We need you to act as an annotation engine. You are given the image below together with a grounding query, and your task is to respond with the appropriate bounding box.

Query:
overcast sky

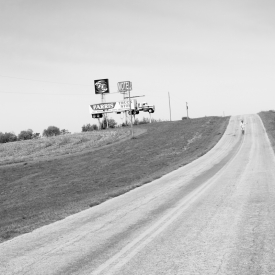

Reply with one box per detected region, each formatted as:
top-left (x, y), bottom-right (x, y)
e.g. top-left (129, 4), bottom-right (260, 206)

top-left (1, 0), bottom-right (275, 134)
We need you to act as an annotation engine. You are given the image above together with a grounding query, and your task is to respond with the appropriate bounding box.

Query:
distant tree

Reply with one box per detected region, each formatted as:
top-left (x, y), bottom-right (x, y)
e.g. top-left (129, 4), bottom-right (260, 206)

top-left (133, 118), bottom-right (139, 125)
top-left (139, 117), bottom-right (150, 124)
top-left (18, 129), bottom-right (33, 140)
top-left (107, 118), bottom-right (117, 128)
top-left (101, 118), bottom-right (117, 129)
top-left (121, 122), bottom-right (129, 127)
top-left (0, 132), bottom-right (17, 143)
top-left (43, 126), bottom-right (61, 137)
top-left (60, 129), bottom-right (70, 135)
top-left (32, 133), bottom-right (41, 139)
top-left (82, 123), bottom-right (98, 132)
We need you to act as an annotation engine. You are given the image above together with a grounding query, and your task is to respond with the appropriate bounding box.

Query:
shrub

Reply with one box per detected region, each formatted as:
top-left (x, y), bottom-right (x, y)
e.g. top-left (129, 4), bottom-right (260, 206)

top-left (43, 126), bottom-right (61, 137)
top-left (18, 129), bottom-right (33, 140)
top-left (82, 123), bottom-right (98, 132)
top-left (32, 133), bottom-right (40, 139)
top-left (101, 118), bottom-right (117, 129)
top-left (60, 129), bottom-right (70, 135)
top-left (0, 132), bottom-right (17, 143)
top-left (139, 117), bottom-right (150, 124)
top-left (121, 122), bottom-right (129, 127)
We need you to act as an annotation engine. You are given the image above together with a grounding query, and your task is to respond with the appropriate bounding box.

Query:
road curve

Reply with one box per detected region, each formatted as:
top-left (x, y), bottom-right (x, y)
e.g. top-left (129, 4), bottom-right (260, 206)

top-left (1, 114), bottom-right (275, 275)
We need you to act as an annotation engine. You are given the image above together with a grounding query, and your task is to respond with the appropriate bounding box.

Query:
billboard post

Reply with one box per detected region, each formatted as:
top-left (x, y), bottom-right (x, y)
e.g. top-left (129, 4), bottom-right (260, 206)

top-left (117, 81), bottom-right (134, 138)
top-left (128, 89), bottom-right (134, 138)
top-left (168, 92), bottom-right (171, 121)
top-left (94, 79), bottom-right (110, 129)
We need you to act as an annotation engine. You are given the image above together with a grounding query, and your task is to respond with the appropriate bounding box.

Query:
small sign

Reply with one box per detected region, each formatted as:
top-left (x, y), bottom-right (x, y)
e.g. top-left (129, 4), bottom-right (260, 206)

top-left (90, 102), bottom-right (116, 111)
top-left (89, 100), bottom-right (137, 115)
top-left (117, 81), bottom-right (132, 93)
top-left (94, 79), bottom-right (110, 94)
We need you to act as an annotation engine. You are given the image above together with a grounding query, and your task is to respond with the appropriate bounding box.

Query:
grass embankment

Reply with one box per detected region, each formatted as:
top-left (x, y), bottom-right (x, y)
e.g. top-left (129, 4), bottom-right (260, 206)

top-left (258, 111), bottom-right (275, 152)
top-left (0, 128), bottom-right (131, 166)
top-left (0, 116), bottom-right (229, 242)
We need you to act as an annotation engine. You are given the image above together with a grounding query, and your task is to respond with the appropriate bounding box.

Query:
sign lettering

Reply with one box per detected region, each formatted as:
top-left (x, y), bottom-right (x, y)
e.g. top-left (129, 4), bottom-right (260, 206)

top-left (117, 81), bottom-right (132, 93)
top-left (91, 102), bottom-right (116, 111)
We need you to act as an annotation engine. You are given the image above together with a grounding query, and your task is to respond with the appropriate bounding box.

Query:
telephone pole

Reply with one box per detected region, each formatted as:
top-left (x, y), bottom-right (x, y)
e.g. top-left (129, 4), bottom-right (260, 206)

top-left (168, 92), bottom-right (171, 121)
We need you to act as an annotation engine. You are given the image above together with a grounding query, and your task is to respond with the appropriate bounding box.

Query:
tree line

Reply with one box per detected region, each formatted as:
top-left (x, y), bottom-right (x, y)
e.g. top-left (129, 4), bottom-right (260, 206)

top-left (1, 117), bottom-right (158, 144)
top-left (0, 126), bottom-right (70, 144)
top-left (81, 117), bottom-right (155, 132)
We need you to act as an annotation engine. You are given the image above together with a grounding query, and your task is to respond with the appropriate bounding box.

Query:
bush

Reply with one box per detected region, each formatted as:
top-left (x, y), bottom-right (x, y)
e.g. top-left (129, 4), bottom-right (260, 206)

top-left (32, 133), bottom-right (40, 139)
top-left (0, 132), bottom-right (17, 143)
top-left (101, 118), bottom-right (117, 129)
top-left (82, 123), bottom-right (98, 132)
top-left (60, 129), bottom-right (71, 135)
top-left (121, 122), bottom-right (129, 127)
top-left (43, 126), bottom-right (61, 137)
top-left (18, 129), bottom-right (33, 140)
top-left (139, 117), bottom-right (150, 124)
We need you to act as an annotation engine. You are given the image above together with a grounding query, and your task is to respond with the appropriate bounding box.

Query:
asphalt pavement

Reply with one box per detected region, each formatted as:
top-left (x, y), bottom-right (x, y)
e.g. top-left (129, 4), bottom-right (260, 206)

top-left (1, 114), bottom-right (275, 275)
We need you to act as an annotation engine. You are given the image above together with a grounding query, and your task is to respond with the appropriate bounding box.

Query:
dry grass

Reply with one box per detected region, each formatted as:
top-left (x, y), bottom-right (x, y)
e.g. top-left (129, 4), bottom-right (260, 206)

top-left (258, 111), bottom-right (275, 151)
top-left (0, 116), bottom-right (229, 242)
top-left (0, 129), bottom-right (130, 165)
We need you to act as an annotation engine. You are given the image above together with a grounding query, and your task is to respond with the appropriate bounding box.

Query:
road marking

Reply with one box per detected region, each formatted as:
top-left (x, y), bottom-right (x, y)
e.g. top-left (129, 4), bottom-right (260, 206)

top-left (91, 136), bottom-right (244, 275)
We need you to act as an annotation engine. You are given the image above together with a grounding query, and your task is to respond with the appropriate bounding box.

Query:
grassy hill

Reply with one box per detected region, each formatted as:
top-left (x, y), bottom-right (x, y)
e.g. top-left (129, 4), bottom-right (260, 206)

top-left (0, 116), bottom-right (229, 242)
top-left (0, 128), bottom-right (132, 166)
top-left (259, 111), bottom-right (275, 152)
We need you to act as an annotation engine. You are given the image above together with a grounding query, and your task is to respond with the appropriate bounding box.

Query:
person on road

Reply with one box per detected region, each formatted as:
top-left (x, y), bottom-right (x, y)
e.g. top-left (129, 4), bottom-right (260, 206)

top-left (240, 119), bottom-right (245, 134)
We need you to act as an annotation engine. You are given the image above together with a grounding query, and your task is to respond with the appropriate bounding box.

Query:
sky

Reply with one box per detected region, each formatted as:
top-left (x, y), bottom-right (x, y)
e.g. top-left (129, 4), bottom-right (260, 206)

top-left (0, 0), bottom-right (275, 134)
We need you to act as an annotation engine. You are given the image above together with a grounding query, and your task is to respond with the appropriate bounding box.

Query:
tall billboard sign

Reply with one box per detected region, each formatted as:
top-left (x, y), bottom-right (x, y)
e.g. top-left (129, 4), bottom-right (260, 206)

top-left (117, 81), bottom-right (132, 93)
top-left (94, 79), bottom-right (110, 94)
top-left (89, 99), bottom-right (137, 115)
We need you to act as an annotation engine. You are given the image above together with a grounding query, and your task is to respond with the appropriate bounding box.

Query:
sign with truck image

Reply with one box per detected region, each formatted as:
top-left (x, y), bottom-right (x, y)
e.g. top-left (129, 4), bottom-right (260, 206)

top-left (89, 100), bottom-right (155, 117)
top-left (89, 100), bottom-right (137, 115)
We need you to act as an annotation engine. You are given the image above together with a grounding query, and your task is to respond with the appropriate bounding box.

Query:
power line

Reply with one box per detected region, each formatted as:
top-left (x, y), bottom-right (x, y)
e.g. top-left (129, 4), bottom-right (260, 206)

top-left (0, 90), bottom-right (92, 96)
top-left (0, 90), bottom-right (127, 96)
top-left (0, 74), bottom-right (93, 86)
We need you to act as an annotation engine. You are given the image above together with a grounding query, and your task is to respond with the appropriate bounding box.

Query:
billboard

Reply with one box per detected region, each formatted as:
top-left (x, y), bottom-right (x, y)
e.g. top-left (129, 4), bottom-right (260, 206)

top-left (117, 81), bottom-right (132, 93)
top-left (94, 79), bottom-right (110, 94)
top-left (89, 99), bottom-right (137, 115)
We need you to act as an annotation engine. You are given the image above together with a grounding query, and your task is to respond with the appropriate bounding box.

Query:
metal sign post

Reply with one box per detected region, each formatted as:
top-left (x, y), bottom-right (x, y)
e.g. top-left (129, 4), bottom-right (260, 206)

top-left (93, 79), bottom-right (110, 130)
top-left (168, 92), bottom-right (171, 121)
top-left (186, 102), bottom-right (189, 119)
top-left (128, 90), bottom-right (134, 138)
top-left (118, 81), bottom-right (134, 138)
top-left (98, 118), bottom-right (101, 130)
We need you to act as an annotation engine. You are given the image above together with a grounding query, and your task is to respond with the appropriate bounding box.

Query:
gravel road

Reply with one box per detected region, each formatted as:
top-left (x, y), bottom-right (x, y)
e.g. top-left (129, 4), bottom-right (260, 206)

top-left (1, 114), bottom-right (275, 275)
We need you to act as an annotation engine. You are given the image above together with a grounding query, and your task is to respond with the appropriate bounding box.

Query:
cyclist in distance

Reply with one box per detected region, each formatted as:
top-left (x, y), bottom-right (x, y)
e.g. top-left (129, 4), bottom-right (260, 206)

top-left (240, 119), bottom-right (245, 134)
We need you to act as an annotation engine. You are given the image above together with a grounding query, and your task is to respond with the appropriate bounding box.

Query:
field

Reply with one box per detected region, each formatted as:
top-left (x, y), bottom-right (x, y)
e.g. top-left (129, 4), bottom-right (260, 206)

top-left (0, 128), bottom-right (132, 166)
top-left (0, 117), bottom-right (229, 242)
top-left (258, 111), bottom-right (275, 152)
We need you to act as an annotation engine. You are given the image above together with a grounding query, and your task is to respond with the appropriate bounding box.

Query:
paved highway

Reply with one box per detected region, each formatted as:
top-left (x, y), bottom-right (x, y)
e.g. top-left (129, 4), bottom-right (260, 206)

top-left (1, 114), bottom-right (275, 275)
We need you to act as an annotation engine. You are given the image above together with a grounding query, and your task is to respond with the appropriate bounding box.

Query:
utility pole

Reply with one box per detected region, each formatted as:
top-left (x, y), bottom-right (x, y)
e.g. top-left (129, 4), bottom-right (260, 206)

top-left (101, 93), bottom-right (108, 129)
top-left (168, 92), bottom-right (171, 121)
top-left (128, 90), bottom-right (134, 138)
top-left (186, 102), bottom-right (189, 119)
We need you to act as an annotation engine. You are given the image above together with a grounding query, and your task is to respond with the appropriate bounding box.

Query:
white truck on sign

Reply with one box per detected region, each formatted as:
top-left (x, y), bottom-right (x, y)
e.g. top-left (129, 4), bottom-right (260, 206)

top-left (89, 100), bottom-right (137, 115)
top-left (137, 102), bottom-right (155, 113)
top-left (89, 100), bottom-right (155, 118)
